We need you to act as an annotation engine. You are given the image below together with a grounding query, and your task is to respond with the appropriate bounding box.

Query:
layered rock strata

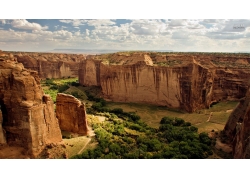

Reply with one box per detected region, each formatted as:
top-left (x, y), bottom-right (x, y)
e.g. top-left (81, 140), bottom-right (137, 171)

top-left (0, 51), bottom-right (67, 158)
top-left (79, 52), bottom-right (250, 112)
top-left (223, 87), bottom-right (250, 158)
top-left (11, 52), bottom-right (86, 79)
top-left (56, 93), bottom-right (89, 135)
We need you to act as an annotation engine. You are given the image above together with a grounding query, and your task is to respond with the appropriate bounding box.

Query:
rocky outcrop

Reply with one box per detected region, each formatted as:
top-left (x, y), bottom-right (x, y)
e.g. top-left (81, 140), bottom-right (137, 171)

top-left (56, 93), bottom-right (89, 135)
top-left (0, 51), bottom-right (67, 158)
top-left (79, 52), bottom-right (250, 112)
top-left (0, 110), bottom-right (6, 144)
top-left (223, 87), bottom-right (250, 158)
top-left (11, 52), bottom-right (86, 79)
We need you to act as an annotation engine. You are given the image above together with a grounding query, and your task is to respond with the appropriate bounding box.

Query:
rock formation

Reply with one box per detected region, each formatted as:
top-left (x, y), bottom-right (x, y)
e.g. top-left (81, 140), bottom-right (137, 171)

top-left (10, 51), bottom-right (86, 79)
top-left (79, 52), bottom-right (250, 112)
top-left (56, 93), bottom-right (89, 135)
top-left (0, 51), bottom-right (67, 158)
top-left (223, 86), bottom-right (250, 158)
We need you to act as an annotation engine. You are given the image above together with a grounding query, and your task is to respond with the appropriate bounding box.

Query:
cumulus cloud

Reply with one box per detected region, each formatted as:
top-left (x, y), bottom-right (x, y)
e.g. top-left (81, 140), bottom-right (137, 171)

top-left (129, 19), bottom-right (169, 36)
top-left (11, 19), bottom-right (48, 30)
top-left (59, 19), bottom-right (87, 26)
top-left (168, 19), bottom-right (187, 27)
top-left (86, 19), bottom-right (116, 27)
top-left (1, 19), bottom-right (250, 52)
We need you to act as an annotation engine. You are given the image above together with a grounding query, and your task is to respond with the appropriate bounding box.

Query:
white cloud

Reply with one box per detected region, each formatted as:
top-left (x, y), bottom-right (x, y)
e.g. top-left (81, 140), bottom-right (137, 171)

top-left (59, 20), bottom-right (72, 24)
top-left (86, 29), bottom-right (90, 36)
top-left (168, 19), bottom-right (187, 27)
top-left (86, 19), bottom-right (116, 27)
top-left (11, 19), bottom-right (48, 30)
top-left (1, 19), bottom-right (250, 52)
top-left (0, 19), bottom-right (6, 24)
top-left (129, 19), bottom-right (169, 36)
top-left (59, 19), bottom-right (87, 26)
top-left (172, 31), bottom-right (190, 39)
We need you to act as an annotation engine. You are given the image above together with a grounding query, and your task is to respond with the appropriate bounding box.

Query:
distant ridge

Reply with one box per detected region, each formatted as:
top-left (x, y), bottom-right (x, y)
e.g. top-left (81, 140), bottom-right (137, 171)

top-left (50, 49), bottom-right (123, 54)
top-left (234, 51), bottom-right (250, 53)
top-left (50, 49), bottom-right (174, 54)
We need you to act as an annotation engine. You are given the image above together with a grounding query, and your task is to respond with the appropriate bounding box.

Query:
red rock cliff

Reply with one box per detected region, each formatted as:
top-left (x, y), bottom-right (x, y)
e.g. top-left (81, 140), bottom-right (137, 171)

top-left (12, 52), bottom-right (85, 79)
top-left (56, 93), bottom-right (89, 135)
top-left (79, 52), bottom-right (250, 112)
top-left (0, 51), bottom-right (67, 158)
top-left (223, 87), bottom-right (250, 158)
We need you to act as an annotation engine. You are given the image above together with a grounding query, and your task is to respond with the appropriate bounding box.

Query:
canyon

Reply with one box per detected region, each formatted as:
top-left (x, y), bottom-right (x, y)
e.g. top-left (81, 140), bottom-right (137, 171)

top-left (2, 50), bottom-right (250, 159)
top-left (79, 52), bottom-right (250, 112)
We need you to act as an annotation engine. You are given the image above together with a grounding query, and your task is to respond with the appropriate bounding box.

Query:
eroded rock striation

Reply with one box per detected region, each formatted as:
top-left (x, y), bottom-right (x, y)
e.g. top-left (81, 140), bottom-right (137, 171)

top-left (0, 51), bottom-right (67, 158)
top-left (223, 87), bottom-right (250, 158)
top-left (56, 93), bottom-right (89, 135)
top-left (11, 51), bottom-right (86, 79)
top-left (79, 52), bottom-right (250, 112)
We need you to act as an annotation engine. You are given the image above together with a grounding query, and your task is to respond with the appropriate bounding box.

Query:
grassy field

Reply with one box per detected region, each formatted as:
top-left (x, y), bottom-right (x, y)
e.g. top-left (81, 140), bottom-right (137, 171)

top-left (63, 136), bottom-right (91, 158)
top-left (106, 101), bottom-right (238, 133)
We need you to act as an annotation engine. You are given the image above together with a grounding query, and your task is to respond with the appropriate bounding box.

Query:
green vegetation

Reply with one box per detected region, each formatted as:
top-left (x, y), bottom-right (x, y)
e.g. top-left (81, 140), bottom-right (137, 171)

top-left (72, 112), bottom-right (212, 159)
top-left (41, 77), bottom-right (83, 102)
top-left (155, 59), bottom-right (182, 67)
top-left (71, 95), bottom-right (213, 159)
top-left (43, 88), bottom-right (58, 102)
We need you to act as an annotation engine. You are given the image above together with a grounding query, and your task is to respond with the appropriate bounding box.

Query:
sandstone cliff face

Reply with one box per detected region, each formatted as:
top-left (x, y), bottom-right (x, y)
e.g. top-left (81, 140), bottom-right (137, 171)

top-left (78, 59), bottom-right (101, 86)
top-left (223, 87), bottom-right (250, 158)
top-left (56, 93), bottom-right (89, 135)
top-left (12, 52), bottom-right (85, 79)
top-left (0, 51), bottom-right (67, 158)
top-left (79, 52), bottom-right (250, 112)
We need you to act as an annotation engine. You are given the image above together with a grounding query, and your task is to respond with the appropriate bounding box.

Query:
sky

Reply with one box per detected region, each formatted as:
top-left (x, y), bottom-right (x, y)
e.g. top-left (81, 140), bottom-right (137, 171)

top-left (0, 19), bottom-right (250, 52)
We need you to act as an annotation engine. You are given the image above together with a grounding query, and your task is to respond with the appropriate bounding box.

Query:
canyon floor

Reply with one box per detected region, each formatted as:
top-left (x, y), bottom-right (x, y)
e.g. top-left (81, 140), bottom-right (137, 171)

top-left (40, 77), bottom-right (237, 158)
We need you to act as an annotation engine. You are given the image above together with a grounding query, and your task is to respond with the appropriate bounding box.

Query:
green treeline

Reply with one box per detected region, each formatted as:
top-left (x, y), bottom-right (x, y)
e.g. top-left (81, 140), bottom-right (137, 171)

top-left (72, 94), bottom-right (213, 159)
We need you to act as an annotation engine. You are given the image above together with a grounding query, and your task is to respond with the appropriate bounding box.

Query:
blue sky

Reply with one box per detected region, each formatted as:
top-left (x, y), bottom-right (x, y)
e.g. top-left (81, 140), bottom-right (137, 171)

top-left (0, 19), bottom-right (250, 52)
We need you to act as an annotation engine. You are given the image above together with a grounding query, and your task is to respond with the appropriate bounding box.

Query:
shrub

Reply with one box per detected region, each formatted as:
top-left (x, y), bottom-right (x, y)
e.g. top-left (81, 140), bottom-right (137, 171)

top-left (45, 78), bottom-right (56, 86)
top-left (189, 126), bottom-right (198, 132)
top-left (173, 118), bottom-right (185, 126)
top-left (160, 117), bottom-right (174, 125)
top-left (58, 84), bottom-right (70, 92)
top-left (49, 85), bottom-right (58, 90)
top-left (71, 81), bottom-right (80, 86)
top-left (71, 91), bottom-right (80, 98)
top-left (111, 108), bottom-right (123, 114)
top-left (199, 132), bottom-right (212, 146)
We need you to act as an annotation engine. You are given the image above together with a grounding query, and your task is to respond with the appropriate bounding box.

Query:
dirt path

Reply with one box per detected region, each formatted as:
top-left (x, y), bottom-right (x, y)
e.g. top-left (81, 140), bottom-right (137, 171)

top-left (77, 138), bottom-right (91, 155)
top-left (207, 112), bottom-right (213, 122)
